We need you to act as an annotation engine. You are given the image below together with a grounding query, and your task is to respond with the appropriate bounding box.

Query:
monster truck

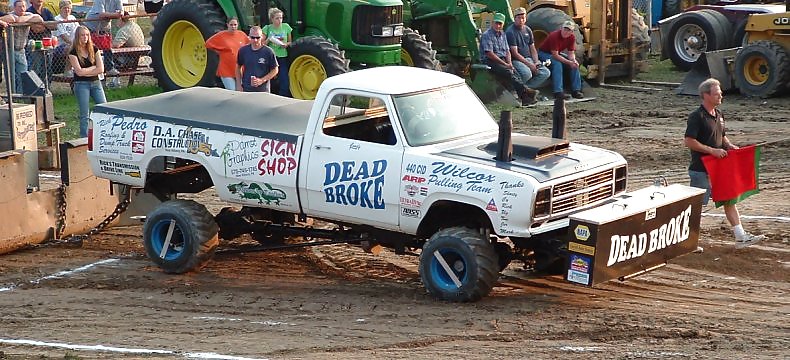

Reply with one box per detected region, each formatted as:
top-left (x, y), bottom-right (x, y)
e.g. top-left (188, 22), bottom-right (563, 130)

top-left (86, 66), bottom-right (698, 302)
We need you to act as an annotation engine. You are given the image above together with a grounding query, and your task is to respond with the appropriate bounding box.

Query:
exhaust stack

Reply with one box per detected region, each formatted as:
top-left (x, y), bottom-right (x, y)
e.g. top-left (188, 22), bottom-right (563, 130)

top-left (552, 95), bottom-right (567, 139)
top-left (496, 110), bottom-right (513, 162)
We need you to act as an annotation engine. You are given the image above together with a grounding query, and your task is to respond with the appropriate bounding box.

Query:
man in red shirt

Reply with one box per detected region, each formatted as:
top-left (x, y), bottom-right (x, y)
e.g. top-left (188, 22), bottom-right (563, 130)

top-left (538, 20), bottom-right (583, 100)
top-left (205, 17), bottom-right (249, 90)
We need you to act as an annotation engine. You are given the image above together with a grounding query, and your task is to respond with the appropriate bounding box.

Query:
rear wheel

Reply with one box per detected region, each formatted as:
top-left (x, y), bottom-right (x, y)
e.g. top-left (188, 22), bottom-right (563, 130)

top-left (143, 200), bottom-right (219, 274)
top-left (527, 7), bottom-right (584, 64)
top-left (150, 0), bottom-right (225, 91)
top-left (400, 28), bottom-right (441, 70)
top-left (734, 40), bottom-right (790, 98)
top-left (666, 10), bottom-right (730, 70)
top-left (419, 227), bottom-right (498, 302)
top-left (288, 36), bottom-right (349, 100)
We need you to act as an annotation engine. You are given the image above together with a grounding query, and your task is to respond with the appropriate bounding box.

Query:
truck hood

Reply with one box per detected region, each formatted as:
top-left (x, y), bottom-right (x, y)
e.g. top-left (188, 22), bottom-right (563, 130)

top-left (437, 134), bottom-right (623, 182)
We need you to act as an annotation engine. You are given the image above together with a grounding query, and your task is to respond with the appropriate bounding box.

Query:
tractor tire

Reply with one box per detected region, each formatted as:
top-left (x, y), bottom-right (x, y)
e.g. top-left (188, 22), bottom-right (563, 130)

top-left (143, 199), bottom-right (219, 274)
top-left (662, 0), bottom-right (681, 19)
top-left (401, 28), bottom-right (441, 70)
top-left (666, 10), bottom-right (731, 71)
top-left (733, 18), bottom-right (749, 48)
top-left (527, 8), bottom-right (584, 64)
top-left (734, 40), bottom-right (790, 98)
top-left (149, 0), bottom-right (225, 91)
top-left (419, 227), bottom-right (498, 302)
top-left (288, 36), bottom-right (349, 100)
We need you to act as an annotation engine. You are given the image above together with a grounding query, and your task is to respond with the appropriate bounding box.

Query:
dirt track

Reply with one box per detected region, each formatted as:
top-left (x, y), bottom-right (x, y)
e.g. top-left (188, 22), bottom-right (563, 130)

top-left (0, 80), bottom-right (788, 359)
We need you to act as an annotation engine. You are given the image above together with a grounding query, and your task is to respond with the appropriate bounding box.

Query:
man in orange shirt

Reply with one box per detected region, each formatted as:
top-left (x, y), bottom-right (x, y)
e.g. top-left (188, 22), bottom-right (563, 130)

top-left (205, 17), bottom-right (249, 90)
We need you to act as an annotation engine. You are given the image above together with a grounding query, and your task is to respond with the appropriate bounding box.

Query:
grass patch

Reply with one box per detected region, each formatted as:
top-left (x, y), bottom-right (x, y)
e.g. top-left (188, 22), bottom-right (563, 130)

top-left (52, 84), bottom-right (161, 141)
top-left (634, 54), bottom-right (686, 83)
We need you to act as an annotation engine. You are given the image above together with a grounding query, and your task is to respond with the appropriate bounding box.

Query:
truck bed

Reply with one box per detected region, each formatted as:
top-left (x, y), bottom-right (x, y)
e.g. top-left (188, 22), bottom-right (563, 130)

top-left (93, 87), bottom-right (314, 142)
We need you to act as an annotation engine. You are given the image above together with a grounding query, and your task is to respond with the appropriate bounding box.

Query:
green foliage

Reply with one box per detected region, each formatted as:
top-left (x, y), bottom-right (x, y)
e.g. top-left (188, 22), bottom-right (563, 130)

top-left (52, 84), bottom-right (161, 141)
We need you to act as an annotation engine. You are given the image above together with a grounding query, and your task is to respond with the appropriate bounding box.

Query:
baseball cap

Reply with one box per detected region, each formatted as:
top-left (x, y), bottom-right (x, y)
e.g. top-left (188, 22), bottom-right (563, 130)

top-left (513, 7), bottom-right (527, 16)
top-left (562, 20), bottom-right (576, 30)
top-left (493, 13), bottom-right (506, 24)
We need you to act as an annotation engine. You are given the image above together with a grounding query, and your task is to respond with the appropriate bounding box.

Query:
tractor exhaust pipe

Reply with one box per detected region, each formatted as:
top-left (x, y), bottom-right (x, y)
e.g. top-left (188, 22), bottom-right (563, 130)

top-left (552, 96), bottom-right (567, 140)
top-left (496, 110), bottom-right (513, 162)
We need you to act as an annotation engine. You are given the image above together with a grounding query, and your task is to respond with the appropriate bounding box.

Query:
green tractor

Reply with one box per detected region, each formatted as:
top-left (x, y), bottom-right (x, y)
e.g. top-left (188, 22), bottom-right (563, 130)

top-left (150, 0), bottom-right (439, 99)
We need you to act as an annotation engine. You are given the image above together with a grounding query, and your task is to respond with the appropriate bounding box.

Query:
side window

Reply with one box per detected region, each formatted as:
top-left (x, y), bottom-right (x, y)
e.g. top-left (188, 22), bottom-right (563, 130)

top-left (321, 94), bottom-right (396, 146)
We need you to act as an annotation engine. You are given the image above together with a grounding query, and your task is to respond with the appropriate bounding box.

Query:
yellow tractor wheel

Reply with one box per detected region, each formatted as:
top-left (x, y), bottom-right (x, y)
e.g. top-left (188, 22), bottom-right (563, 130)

top-left (150, 0), bottom-right (225, 91)
top-left (288, 37), bottom-right (348, 100)
top-left (735, 40), bottom-right (790, 98)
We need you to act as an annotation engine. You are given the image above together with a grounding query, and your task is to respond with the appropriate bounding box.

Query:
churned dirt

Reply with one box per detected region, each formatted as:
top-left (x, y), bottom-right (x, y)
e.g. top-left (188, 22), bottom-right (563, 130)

top-left (0, 74), bottom-right (788, 359)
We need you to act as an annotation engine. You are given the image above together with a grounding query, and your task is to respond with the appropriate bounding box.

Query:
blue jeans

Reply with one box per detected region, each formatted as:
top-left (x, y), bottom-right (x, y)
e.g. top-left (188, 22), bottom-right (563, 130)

top-left (276, 57), bottom-right (290, 97)
top-left (689, 170), bottom-right (711, 205)
top-left (74, 80), bottom-right (107, 137)
top-left (220, 77), bottom-right (236, 90)
top-left (13, 50), bottom-right (28, 94)
top-left (513, 59), bottom-right (551, 89)
top-left (538, 50), bottom-right (582, 94)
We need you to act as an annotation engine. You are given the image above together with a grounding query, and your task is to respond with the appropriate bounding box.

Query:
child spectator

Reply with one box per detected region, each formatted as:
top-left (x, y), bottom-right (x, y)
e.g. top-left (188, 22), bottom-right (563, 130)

top-left (262, 8), bottom-right (292, 97)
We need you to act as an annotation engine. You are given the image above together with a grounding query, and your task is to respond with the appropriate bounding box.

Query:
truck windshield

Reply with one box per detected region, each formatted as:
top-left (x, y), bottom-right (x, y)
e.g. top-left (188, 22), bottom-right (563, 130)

top-left (393, 84), bottom-right (497, 146)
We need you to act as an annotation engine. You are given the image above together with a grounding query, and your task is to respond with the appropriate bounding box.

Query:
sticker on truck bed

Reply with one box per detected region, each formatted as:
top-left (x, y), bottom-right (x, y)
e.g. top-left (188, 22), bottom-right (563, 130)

top-left (151, 125), bottom-right (219, 157)
top-left (95, 115), bottom-right (147, 160)
top-left (227, 182), bottom-right (287, 205)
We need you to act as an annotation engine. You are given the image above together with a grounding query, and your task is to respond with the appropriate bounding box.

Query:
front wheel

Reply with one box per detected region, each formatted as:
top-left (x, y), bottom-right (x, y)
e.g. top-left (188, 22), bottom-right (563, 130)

top-left (400, 28), bottom-right (440, 70)
top-left (143, 199), bottom-right (219, 274)
top-left (734, 40), bottom-right (790, 98)
top-left (419, 227), bottom-right (498, 302)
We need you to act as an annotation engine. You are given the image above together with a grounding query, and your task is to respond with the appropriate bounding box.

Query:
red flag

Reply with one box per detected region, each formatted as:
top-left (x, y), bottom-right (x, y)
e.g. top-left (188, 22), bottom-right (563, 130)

top-left (701, 145), bottom-right (760, 205)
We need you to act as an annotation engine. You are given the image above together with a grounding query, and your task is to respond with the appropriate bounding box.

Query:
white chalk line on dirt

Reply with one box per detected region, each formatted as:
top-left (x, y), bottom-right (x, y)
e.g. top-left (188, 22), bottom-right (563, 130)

top-left (702, 213), bottom-right (790, 222)
top-left (193, 316), bottom-right (296, 326)
top-left (0, 258), bottom-right (119, 293)
top-left (0, 338), bottom-right (268, 359)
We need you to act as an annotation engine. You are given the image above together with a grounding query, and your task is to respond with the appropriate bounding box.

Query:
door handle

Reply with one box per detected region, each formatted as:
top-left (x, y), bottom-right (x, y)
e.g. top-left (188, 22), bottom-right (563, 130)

top-left (314, 144), bottom-right (332, 150)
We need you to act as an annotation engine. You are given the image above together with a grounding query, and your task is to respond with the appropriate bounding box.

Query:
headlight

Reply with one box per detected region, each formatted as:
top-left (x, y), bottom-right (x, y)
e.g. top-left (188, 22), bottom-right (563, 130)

top-left (614, 165), bottom-right (627, 193)
top-left (533, 187), bottom-right (551, 219)
top-left (373, 24), bottom-right (404, 37)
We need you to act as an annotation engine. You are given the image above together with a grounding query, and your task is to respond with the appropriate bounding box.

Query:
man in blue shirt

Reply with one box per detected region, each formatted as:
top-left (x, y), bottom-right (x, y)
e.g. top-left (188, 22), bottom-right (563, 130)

top-left (235, 26), bottom-right (278, 92)
top-left (479, 13), bottom-right (537, 106)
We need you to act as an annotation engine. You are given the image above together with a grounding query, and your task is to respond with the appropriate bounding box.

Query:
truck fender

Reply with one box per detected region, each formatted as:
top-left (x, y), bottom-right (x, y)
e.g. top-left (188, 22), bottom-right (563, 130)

top-left (416, 198), bottom-right (494, 240)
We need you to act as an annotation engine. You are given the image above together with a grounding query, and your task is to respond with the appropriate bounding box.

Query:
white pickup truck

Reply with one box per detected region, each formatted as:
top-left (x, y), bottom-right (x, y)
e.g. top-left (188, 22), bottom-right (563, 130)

top-left (87, 67), bottom-right (637, 301)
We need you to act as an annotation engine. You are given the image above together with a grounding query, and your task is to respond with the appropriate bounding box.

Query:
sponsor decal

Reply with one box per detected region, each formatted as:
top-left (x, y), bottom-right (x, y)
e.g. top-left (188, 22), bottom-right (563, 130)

top-left (258, 139), bottom-right (297, 176)
top-left (151, 125), bottom-right (219, 157)
top-left (419, 187), bottom-right (428, 196)
top-left (323, 160), bottom-right (386, 209)
top-left (405, 163), bottom-right (427, 174)
top-left (645, 208), bottom-right (656, 221)
top-left (568, 242), bottom-right (595, 256)
top-left (132, 130), bottom-right (145, 142)
top-left (98, 159), bottom-right (140, 176)
top-left (404, 184), bottom-right (418, 196)
top-left (607, 205), bottom-right (692, 266)
top-left (485, 198), bottom-right (498, 211)
top-left (570, 254), bottom-right (591, 273)
top-left (428, 161), bottom-right (495, 194)
top-left (221, 139), bottom-right (261, 178)
top-left (574, 225), bottom-right (590, 241)
top-left (567, 269), bottom-right (590, 285)
top-left (401, 208), bottom-right (420, 218)
top-left (227, 182), bottom-right (286, 205)
top-left (400, 197), bottom-right (422, 207)
top-left (131, 142), bottom-right (144, 154)
top-left (96, 115), bottom-right (145, 160)
top-left (499, 180), bottom-right (524, 189)
top-left (402, 175), bottom-right (426, 183)
top-left (124, 170), bottom-right (141, 178)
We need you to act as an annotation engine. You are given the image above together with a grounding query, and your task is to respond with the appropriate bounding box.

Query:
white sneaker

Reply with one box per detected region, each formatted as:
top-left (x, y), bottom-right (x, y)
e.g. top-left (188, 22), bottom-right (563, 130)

top-left (734, 232), bottom-right (765, 249)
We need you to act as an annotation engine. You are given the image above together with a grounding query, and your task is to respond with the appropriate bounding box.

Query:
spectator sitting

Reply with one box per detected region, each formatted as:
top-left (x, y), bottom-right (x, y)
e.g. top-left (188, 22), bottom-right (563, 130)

top-left (27, 0), bottom-right (56, 84)
top-left (53, 0), bottom-right (78, 76)
top-left (112, 12), bottom-right (144, 68)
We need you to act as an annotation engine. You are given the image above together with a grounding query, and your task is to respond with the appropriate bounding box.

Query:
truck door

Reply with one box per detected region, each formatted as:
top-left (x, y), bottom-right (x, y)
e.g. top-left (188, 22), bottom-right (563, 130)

top-left (304, 91), bottom-right (403, 230)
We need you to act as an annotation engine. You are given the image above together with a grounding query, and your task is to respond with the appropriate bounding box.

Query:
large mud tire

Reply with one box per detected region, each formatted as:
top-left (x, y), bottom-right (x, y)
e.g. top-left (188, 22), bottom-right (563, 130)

top-left (400, 28), bottom-right (441, 70)
top-left (666, 10), bottom-right (731, 71)
top-left (419, 227), bottom-right (498, 302)
top-left (526, 8), bottom-right (584, 64)
top-left (287, 36), bottom-right (349, 100)
top-left (734, 40), bottom-right (790, 98)
top-left (143, 200), bottom-right (219, 274)
top-left (150, 0), bottom-right (225, 91)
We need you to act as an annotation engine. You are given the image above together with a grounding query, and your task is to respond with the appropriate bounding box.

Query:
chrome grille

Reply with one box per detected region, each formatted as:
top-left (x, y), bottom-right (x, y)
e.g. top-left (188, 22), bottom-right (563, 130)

top-left (551, 169), bottom-right (614, 214)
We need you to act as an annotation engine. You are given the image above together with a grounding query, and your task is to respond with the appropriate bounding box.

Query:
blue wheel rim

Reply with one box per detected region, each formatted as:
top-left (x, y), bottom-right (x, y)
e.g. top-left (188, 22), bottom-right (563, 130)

top-left (151, 219), bottom-right (186, 261)
top-left (429, 248), bottom-right (468, 291)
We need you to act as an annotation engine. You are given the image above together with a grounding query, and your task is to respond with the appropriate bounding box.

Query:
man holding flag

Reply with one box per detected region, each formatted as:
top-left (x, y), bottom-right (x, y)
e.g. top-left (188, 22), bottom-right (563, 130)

top-left (684, 78), bottom-right (766, 248)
